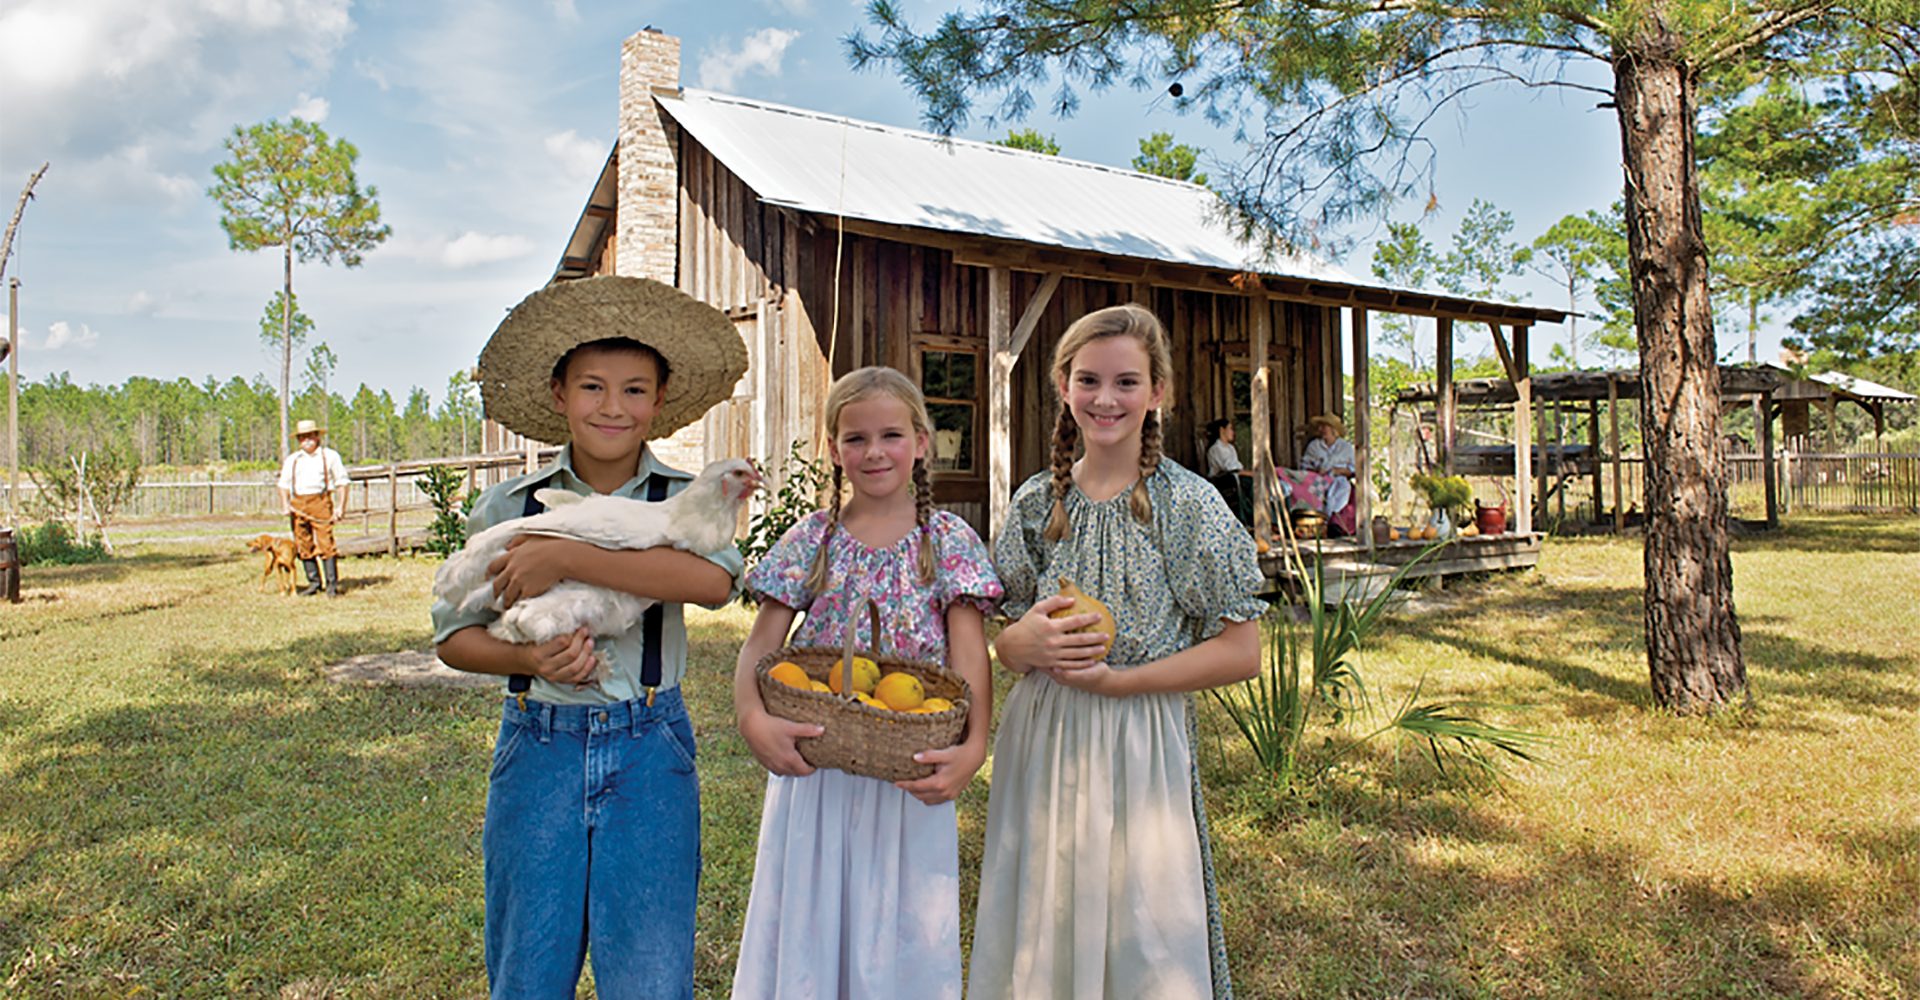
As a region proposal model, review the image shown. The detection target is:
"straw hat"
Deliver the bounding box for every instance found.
[294,419,326,438]
[476,276,748,443]
[1306,413,1346,438]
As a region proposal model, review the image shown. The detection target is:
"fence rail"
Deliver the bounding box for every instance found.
[1732,443,1920,514]
[2,449,561,551]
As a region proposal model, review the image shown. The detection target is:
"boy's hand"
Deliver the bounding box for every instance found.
[739,708,823,777]
[522,627,598,687]
[993,595,1109,674]
[489,535,576,607]
[896,739,988,805]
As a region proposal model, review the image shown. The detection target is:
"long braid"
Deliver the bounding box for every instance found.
[912,458,936,585]
[1130,409,1163,525]
[1043,406,1080,542]
[804,463,844,596]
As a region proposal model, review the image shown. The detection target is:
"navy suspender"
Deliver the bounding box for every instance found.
[506,474,671,704]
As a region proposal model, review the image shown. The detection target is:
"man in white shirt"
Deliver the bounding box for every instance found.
[277,419,350,596]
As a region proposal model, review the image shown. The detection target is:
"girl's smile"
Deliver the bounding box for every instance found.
[1060,335,1165,450]
[831,395,927,502]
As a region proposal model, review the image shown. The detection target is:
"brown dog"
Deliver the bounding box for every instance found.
[246,534,299,595]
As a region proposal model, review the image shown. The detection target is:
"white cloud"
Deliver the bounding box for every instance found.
[544,130,607,180]
[354,58,390,91]
[290,92,331,122]
[382,231,535,270]
[126,291,162,316]
[765,0,812,13]
[696,28,802,92]
[549,0,579,20]
[42,320,100,350]
[0,0,354,186]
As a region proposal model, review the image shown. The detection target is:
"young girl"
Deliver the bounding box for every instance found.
[731,366,1002,999]
[969,303,1268,999]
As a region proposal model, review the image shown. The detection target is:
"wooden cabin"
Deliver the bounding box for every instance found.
[541,28,1567,553]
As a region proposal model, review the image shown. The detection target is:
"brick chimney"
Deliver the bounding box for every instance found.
[617,29,680,284]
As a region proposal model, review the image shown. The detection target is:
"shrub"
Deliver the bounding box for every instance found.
[15,520,111,566]
[416,465,472,557]
[737,441,831,584]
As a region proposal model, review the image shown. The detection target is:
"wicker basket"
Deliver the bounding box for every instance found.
[754,595,971,782]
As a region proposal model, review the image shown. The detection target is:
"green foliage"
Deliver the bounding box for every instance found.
[1370,220,1438,370]
[415,464,470,557]
[1211,524,1545,791]
[737,441,831,581]
[13,520,110,566]
[1410,472,1473,518]
[1440,198,1525,300]
[25,446,143,551]
[1132,132,1207,186]
[259,290,314,359]
[995,128,1060,154]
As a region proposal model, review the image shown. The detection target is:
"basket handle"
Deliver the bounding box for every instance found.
[840,591,884,666]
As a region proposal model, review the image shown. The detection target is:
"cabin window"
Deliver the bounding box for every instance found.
[919,348,979,474]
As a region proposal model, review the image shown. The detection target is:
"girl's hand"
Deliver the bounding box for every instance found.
[739,708,824,777]
[1045,658,1122,697]
[896,739,987,805]
[993,595,1111,674]
[523,627,599,687]
[489,535,575,607]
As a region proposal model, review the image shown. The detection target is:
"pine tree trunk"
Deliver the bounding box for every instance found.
[280,243,293,452]
[1613,27,1749,713]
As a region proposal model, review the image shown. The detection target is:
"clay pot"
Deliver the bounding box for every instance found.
[1371,516,1392,544]
[1475,500,1508,535]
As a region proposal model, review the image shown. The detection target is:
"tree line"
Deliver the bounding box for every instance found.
[6,369,482,473]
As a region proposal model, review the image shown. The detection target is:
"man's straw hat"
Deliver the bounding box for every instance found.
[294,419,326,438]
[476,276,748,443]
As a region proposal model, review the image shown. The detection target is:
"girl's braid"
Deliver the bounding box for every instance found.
[912,458,936,585]
[1043,406,1080,542]
[1129,410,1163,525]
[804,463,845,597]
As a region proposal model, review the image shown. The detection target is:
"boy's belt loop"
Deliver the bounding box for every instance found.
[533,702,554,744]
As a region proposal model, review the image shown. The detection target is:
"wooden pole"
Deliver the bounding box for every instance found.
[1513,327,1533,536]
[1609,374,1625,532]
[387,463,399,556]
[1351,307,1372,550]
[1760,390,1778,528]
[1588,399,1602,525]
[1436,316,1455,473]
[987,266,1014,544]
[6,278,17,529]
[1251,296,1274,544]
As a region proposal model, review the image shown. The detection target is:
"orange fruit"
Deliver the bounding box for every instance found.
[769,661,811,689]
[920,697,954,714]
[829,656,881,695]
[874,672,926,711]
[808,680,832,693]
[852,692,885,710]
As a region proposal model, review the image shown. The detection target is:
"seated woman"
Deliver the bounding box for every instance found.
[1204,418,1252,525]
[1275,414,1357,535]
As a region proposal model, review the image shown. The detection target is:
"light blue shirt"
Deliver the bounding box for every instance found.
[430,445,745,705]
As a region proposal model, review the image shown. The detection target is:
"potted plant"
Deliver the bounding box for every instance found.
[1410,472,1473,538]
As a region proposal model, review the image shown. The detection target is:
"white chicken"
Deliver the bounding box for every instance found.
[433,458,762,681]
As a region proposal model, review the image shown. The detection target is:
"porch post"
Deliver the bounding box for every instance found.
[1436,316,1455,473]
[1609,373,1624,532]
[1351,307,1372,548]
[988,266,1014,543]
[1513,326,1533,536]
[1760,388,1778,528]
[1250,296,1274,543]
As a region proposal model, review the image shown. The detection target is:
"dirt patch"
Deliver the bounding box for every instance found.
[323,649,496,689]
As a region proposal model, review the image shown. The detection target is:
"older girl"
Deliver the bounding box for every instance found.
[969,304,1267,999]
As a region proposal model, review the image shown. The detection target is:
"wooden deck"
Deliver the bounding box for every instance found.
[1257,531,1543,601]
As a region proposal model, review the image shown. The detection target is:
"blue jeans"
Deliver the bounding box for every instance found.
[482,690,701,999]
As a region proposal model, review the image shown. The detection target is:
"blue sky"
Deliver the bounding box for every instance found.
[0,0,1785,407]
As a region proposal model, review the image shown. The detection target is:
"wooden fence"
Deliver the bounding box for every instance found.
[1731,440,1920,514]
[2,449,560,553]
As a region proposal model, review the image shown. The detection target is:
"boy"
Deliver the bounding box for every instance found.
[432,275,749,999]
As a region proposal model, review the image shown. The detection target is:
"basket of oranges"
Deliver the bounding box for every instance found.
[754,592,972,781]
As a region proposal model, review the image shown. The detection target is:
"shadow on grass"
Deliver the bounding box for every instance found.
[1730,514,1920,555]
[1204,758,1919,998]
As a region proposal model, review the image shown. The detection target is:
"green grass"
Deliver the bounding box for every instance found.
[2,515,1915,998]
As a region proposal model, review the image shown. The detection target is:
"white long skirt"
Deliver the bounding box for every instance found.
[731,768,962,1000]
[966,674,1213,1000]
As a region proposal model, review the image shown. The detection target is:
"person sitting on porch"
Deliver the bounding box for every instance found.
[1204,418,1252,525]
[1275,414,1357,536]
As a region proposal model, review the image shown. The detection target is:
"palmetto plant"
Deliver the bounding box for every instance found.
[1211,522,1546,789]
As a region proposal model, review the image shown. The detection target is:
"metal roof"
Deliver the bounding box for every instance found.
[656,88,1352,282]
[1809,370,1917,402]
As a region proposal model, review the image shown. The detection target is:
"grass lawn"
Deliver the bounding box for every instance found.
[2,515,1914,998]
